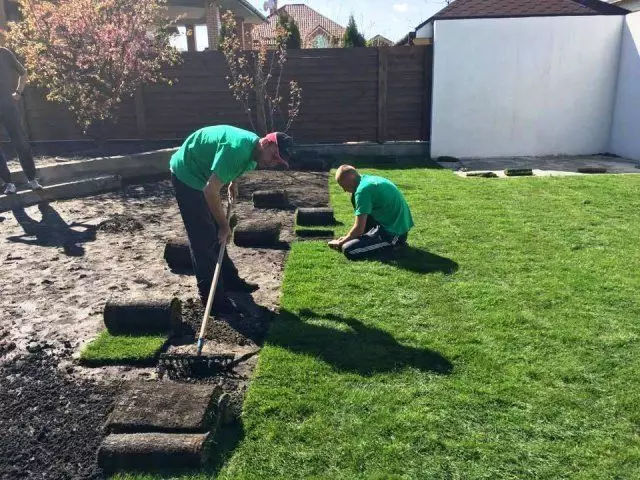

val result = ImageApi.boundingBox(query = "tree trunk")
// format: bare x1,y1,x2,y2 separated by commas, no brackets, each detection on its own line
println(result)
255,87,268,135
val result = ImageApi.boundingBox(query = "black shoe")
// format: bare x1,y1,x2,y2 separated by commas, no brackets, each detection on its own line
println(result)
201,296,241,315
225,277,260,293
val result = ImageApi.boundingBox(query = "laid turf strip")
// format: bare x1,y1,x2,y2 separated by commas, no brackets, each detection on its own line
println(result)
119,162,640,479
80,331,168,367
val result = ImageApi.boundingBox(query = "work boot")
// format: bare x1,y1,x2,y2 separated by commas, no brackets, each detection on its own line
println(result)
27,179,43,190
2,183,16,195
202,295,241,316
224,276,259,293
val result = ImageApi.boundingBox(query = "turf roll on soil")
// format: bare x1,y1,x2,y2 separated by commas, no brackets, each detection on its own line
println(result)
164,238,192,271
98,433,207,474
296,207,336,226
105,382,224,434
578,166,608,174
253,189,289,209
104,297,182,335
467,171,498,178
504,168,533,177
234,220,281,247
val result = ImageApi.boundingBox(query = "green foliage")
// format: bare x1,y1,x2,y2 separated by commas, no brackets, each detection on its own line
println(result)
6,0,180,135
343,15,366,48
276,12,301,50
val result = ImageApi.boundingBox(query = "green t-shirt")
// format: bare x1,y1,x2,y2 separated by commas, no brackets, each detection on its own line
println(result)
353,174,414,236
170,125,259,190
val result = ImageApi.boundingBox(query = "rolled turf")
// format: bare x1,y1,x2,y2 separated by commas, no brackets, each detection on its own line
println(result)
103,298,182,335
252,190,289,209
295,207,336,226
234,220,281,247
79,331,168,367
164,238,193,272
98,433,207,474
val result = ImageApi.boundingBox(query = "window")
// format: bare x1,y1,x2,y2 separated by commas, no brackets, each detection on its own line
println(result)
169,25,209,52
312,34,329,49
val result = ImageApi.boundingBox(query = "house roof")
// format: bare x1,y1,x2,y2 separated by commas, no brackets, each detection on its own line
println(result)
431,0,628,20
252,4,345,44
168,0,267,23
369,35,394,45
396,0,628,45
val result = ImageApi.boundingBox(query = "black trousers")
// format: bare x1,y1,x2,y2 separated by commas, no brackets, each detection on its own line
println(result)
171,174,240,302
0,98,36,183
342,224,408,260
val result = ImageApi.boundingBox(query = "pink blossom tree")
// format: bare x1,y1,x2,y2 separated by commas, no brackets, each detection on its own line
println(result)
5,0,180,136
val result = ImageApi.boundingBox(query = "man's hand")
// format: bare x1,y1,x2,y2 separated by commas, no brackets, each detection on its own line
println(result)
228,182,238,202
328,236,347,250
218,222,232,245
12,92,21,102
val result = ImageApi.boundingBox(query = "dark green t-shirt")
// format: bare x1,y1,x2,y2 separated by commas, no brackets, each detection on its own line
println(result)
353,174,414,236
170,125,258,190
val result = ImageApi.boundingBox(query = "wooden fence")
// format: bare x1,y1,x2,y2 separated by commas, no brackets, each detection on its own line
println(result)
16,46,433,144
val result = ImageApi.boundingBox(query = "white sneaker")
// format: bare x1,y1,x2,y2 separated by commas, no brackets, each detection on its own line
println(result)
27,179,43,190
3,183,16,195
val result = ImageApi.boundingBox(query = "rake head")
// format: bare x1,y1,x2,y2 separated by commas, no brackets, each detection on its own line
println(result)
157,353,235,380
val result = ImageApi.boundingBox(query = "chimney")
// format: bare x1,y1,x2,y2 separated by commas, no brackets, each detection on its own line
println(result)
263,0,278,16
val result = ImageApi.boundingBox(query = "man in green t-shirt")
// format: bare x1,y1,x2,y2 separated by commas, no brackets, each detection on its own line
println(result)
328,165,414,260
170,125,293,314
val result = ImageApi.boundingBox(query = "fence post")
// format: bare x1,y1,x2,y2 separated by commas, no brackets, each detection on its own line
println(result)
135,86,147,138
377,47,388,144
421,46,433,142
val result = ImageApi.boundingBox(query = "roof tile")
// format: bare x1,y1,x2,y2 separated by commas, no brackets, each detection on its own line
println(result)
433,0,628,20
252,4,345,45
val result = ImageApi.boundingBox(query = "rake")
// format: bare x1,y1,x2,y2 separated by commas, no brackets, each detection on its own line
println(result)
158,197,236,380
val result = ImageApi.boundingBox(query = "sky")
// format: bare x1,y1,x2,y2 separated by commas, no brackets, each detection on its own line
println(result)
172,0,447,51
246,0,447,43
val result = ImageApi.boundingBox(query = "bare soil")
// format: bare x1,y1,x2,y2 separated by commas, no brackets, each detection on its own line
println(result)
0,167,329,478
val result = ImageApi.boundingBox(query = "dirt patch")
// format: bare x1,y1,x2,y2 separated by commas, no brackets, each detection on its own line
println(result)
97,214,144,234
0,168,329,477
0,351,118,480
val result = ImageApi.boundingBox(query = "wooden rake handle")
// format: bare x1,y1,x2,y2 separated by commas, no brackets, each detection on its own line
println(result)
197,197,233,355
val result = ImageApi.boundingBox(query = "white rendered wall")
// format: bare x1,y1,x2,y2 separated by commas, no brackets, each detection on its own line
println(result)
609,12,640,161
430,16,624,158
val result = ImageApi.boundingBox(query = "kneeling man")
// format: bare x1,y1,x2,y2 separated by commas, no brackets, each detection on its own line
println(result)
328,165,414,260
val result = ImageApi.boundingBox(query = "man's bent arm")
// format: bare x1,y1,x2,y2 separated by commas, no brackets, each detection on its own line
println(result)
203,174,230,232
340,214,368,244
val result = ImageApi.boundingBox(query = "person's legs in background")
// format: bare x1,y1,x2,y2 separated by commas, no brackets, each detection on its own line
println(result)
0,100,40,190
0,147,16,194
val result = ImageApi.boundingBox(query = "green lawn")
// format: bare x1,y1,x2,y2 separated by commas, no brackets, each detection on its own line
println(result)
119,164,640,479
80,330,167,366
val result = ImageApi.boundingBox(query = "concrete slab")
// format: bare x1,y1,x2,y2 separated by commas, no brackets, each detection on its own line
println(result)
105,381,223,434
9,148,175,186
0,175,121,213
459,155,640,176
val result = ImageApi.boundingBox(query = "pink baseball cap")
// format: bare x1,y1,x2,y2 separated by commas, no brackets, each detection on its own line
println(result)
266,132,294,168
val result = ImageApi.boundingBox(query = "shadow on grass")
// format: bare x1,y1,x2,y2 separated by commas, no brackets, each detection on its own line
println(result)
8,203,97,256
272,309,453,376
375,246,458,274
